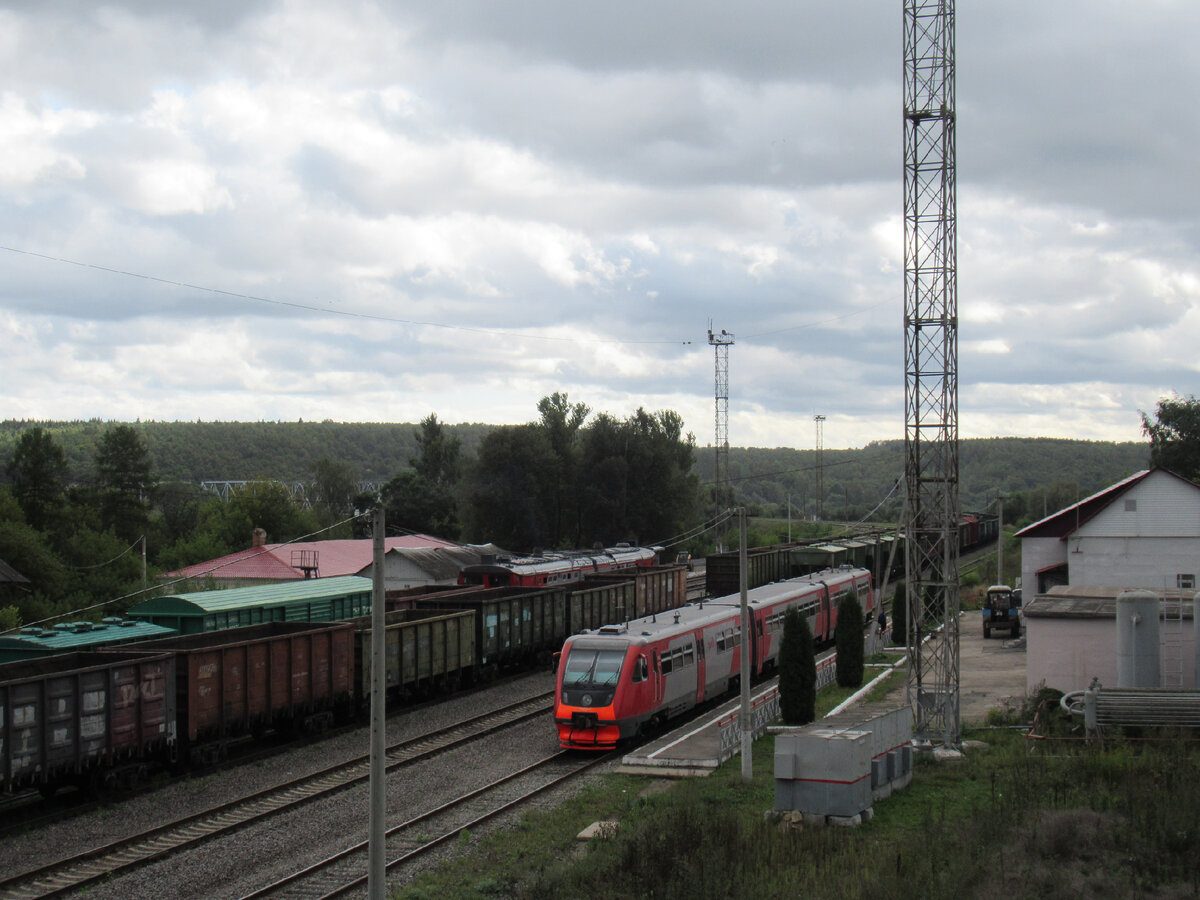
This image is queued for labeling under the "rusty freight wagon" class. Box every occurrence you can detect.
[134,622,356,764]
[0,650,176,795]
[351,608,477,703]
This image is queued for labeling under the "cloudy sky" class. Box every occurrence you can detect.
[1,1,1196,449]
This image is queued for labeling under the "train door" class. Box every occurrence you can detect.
[695,630,707,702]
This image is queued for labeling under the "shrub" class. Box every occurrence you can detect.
[778,606,815,725]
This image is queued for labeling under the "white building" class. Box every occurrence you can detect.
[1016,468,1200,597]
[1016,467,1200,694]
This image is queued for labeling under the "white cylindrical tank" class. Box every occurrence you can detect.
[1116,590,1160,688]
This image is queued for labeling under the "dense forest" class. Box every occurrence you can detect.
[0,401,1176,633]
[0,420,1149,524]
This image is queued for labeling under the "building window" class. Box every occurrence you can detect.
[1178,574,1196,590]
[1124,499,1137,511]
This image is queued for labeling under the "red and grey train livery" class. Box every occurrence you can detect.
[554,566,874,750]
[459,544,658,589]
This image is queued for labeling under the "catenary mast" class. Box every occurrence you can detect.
[902,0,960,746]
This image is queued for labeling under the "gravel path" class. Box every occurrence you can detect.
[0,671,575,897]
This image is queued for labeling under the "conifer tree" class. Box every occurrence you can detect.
[778,606,816,725]
[835,594,865,688]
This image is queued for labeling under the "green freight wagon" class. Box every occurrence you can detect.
[583,564,688,619]
[127,576,373,634]
[705,547,785,597]
[0,618,177,663]
[409,586,569,675]
[566,578,635,633]
[351,608,476,703]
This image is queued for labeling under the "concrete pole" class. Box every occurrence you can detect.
[739,509,753,783]
[996,495,1004,586]
[787,492,792,543]
[369,506,386,900]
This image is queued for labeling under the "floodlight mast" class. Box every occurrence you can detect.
[902,0,961,747]
[708,324,734,552]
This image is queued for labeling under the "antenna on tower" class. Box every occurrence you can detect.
[903,0,960,747]
[708,321,734,551]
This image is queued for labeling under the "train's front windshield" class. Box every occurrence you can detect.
[563,648,626,687]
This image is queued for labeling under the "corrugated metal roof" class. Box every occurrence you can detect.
[387,546,484,581]
[0,558,30,584]
[0,619,177,658]
[130,575,373,615]
[1025,583,1196,618]
[163,535,462,582]
[1015,469,1153,539]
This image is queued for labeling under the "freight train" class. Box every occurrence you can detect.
[705,513,998,598]
[554,566,875,750]
[0,564,687,797]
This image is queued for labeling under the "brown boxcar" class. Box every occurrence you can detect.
[135,622,355,762]
[350,608,476,703]
[0,650,176,794]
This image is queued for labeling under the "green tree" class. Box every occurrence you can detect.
[537,392,589,546]
[578,407,699,546]
[835,593,865,688]
[778,606,815,725]
[381,414,462,539]
[1142,394,1200,482]
[310,457,359,534]
[6,426,69,532]
[95,424,155,544]
[462,425,556,549]
[187,481,316,557]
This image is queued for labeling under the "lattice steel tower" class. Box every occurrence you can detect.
[903,0,960,746]
[814,415,826,521]
[708,325,734,549]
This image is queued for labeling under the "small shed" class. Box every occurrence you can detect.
[127,575,373,634]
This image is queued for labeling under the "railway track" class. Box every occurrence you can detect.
[240,750,615,899]
[0,692,554,900]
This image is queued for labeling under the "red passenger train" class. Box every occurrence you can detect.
[459,544,658,589]
[554,567,874,750]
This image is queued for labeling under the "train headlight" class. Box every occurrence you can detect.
[581,694,593,707]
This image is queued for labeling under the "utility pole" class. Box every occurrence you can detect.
[738,509,752,783]
[814,415,826,521]
[996,494,1006,586]
[369,507,386,899]
[709,324,734,550]
[903,0,960,747]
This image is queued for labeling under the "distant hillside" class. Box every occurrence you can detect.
[0,420,495,484]
[0,422,1149,526]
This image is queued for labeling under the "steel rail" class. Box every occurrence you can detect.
[0,691,553,900]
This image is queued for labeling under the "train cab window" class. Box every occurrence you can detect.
[563,647,626,687]
[632,656,649,683]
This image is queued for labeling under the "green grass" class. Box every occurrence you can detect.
[395,678,1200,900]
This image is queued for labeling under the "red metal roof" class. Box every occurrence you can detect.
[165,534,460,582]
[1012,468,1198,539]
